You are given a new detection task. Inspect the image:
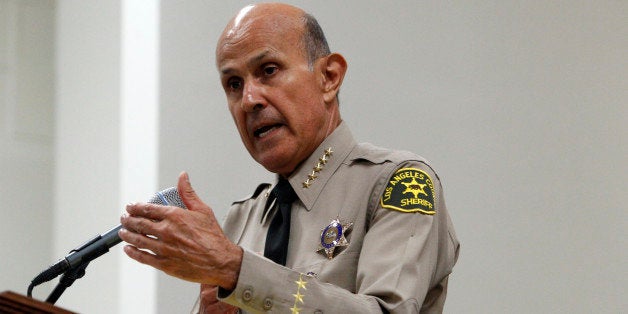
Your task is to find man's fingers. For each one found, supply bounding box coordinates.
[122,244,163,266]
[125,202,169,220]
[177,171,211,213]
[120,214,147,235]
[119,228,162,252]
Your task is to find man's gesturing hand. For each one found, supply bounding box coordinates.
[119,172,242,290]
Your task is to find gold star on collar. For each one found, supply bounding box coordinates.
[302,179,311,188]
[313,163,323,172]
[307,171,318,181]
[302,147,333,189]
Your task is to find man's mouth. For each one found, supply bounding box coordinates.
[254,124,282,138]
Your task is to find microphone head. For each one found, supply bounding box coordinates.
[148,187,187,209]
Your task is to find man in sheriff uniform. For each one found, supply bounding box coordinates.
[119,3,459,313]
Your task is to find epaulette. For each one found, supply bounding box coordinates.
[232,183,271,204]
[252,182,271,198]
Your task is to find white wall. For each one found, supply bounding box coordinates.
[1,0,625,313]
[0,0,55,300]
[55,0,160,313]
[156,1,627,312]
[54,0,123,311]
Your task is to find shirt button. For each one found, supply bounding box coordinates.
[242,288,253,302]
[314,310,323,314]
[263,298,273,310]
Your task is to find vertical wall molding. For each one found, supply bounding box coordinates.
[119,1,160,313]
[1,0,54,143]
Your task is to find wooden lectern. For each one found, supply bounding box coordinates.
[0,291,76,314]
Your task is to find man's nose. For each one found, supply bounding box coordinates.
[241,80,266,112]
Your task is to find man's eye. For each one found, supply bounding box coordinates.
[228,79,242,90]
[263,65,278,76]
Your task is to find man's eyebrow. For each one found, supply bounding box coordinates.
[249,51,269,66]
[220,51,271,75]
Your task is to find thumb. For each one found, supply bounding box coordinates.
[177,171,210,213]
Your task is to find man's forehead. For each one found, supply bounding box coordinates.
[218,49,279,75]
[217,4,304,49]
[216,22,305,70]
[232,4,255,30]
[228,3,304,27]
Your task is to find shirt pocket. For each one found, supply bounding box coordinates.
[306,251,360,292]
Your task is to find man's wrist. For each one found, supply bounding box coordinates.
[220,245,243,291]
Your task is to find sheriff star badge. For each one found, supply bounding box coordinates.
[317,218,353,259]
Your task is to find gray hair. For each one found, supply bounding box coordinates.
[301,13,330,69]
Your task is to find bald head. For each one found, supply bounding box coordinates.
[214,3,347,175]
[217,3,330,68]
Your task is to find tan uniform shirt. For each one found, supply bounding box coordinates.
[218,123,460,313]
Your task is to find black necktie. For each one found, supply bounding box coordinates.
[264,178,297,266]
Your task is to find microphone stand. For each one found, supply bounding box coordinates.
[28,233,106,299]
[45,261,90,305]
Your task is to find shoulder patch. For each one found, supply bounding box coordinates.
[380,167,436,215]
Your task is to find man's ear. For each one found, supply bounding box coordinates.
[319,53,347,103]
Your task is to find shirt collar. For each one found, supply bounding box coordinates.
[287,122,356,211]
[261,122,356,223]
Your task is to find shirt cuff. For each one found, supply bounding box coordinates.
[217,248,295,312]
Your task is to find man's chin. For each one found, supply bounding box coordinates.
[256,154,295,176]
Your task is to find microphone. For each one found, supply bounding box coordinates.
[28,187,186,295]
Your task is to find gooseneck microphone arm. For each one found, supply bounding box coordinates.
[27,225,122,299]
[27,187,185,304]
